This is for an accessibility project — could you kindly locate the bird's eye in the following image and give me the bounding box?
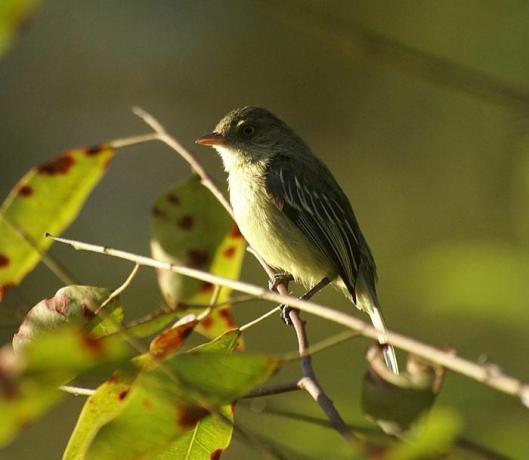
[240,124,256,138]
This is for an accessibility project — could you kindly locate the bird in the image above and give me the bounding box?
[196,106,399,374]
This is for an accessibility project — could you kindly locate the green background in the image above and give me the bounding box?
[1,1,529,458]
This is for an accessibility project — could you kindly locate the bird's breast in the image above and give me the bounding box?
[226,166,335,287]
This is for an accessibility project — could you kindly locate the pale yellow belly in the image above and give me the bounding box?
[228,170,336,288]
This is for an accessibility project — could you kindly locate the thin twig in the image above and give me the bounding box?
[59,385,96,396]
[95,263,139,315]
[240,306,281,332]
[47,233,529,408]
[132,107,233,217]
[281,329,359,362]
[242,380,300,399]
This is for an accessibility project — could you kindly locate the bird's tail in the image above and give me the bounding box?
[368,306,399,375]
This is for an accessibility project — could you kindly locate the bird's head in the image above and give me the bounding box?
[196,106,307,167]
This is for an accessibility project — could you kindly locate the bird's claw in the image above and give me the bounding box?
[268,273,293,291]
[279,304,293,325]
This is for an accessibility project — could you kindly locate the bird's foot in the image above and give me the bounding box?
[268,273,293,291]
[279,304,294,325]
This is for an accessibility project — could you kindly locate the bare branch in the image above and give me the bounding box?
[47,233,529,408]
[95,263,139,314]
[242,381,300,399]
[132,106,233,217]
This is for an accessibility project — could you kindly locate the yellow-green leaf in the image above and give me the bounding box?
[0,0,40,59]
[63,373,136,460]
[0,325,132,448]
[150,176,245,339]
[0,146,115,300]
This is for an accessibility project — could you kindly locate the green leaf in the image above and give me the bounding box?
[191,329,242,353]
[150,177,245,338]
[12,285,124,351]
[0,325,132,448]
[150,331,242,459]
[0,146,115,300]
[151,406,233,460]
[384,407,461,460]
[63,373,136,460]
[161,351,279,406]
[82,347,277,459]
[0,0,40,59]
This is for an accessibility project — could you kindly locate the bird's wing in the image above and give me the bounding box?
[264,155,376,302]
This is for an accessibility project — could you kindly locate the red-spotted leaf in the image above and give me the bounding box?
[0,146,115,300]
[0,325,132,448]
[151,406,233,460]
[12,285,124,351]
[63,372,136,460]
[150,176,245,339]
[153,330,242,460]
[362,346,445,436]
[0,0,40,59]
[83,349,277,459]
[149,314,199,358]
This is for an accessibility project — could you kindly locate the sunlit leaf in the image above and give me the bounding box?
[0,326,132,448]
[191,329,242,353]
[151,406,233,460]
[362,346,445,435]
[384,407,461,460]
[150,176,245,339]
[0,0,40,59]
[153,330,242,460]
[0,146,115,300]
[82,329,274,460]
[63,373,136,460]
[12,285,124,351]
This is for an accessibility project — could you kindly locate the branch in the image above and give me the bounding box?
[131,107,233,217]
[47,233,529,408]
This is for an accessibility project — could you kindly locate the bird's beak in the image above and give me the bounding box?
[195,132,228,146]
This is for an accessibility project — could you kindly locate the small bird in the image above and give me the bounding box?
[196,107,399,374]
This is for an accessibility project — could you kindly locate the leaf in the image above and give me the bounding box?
[0,146,115,300]
[63,373,136,460]
[152,331,242,460]
[191,329,242,353]
[0,0,40,59]
[150,176,245,338]
[149,315,199,358]
[82,341,276,459]
[384,407,461,460]
[362,346,445,435]
[0,325,132,448]
[161,351,279,406]
[12,285,124,351]
[151,406,233,460]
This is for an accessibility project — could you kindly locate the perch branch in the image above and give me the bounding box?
[47,233,529,408]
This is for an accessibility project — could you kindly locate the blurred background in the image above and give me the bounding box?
[1,0,529,458]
